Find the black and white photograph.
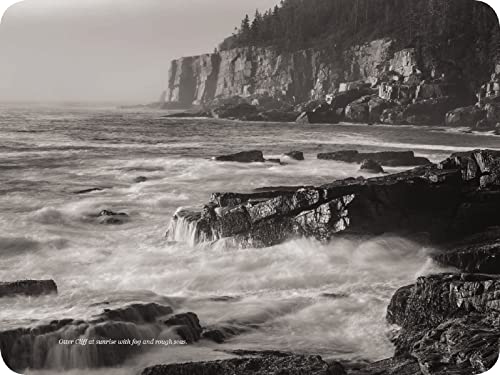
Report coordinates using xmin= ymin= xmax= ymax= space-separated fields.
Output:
xmin=0 ymin=0 xmax=500 ymax=374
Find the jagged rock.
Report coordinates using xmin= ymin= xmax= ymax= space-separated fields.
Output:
xmin=0 ymin=280 xmax=57 ymax=298
xmin=164 ymin=312 xmax=202 ymax=343
xmin=485 ymin=103 xmax=500 ymax=124
xmin=317 ymin=150 xmax=431 ymax=167
xmin=296 ymin=105 xmax=341 ymax=124
xmin=0 ymin=303 xmax=174 ymax=372
xmin=214 ymin=150 xmax=265 ymax=163
xmin=345 ymin=95 xmax=371 ymax=123
xmin=432 ymin=228 xmax=500 ymax=274
xmin=141 ymin=350 xmax=347 ymax=375
xmin=368 ymin=96 xmax=392 ymax=122
xmin=386 ymin=273 xmax=500 ymax=374
xmin=445 ymin=106 xmax=485 ymax=127
xmin=167 ymin=150 xmax=500 ymax=248
xmin=98 ymin=210 xmax=129 ymax=225
xmin=380 ymin=106 xmax=406 ymax=125
xmin=283 ymin=151 xmax=304 ymax=161
xmin=440 ymin=149 xmax=500 ymax=188
xmin=359 ymin=159 xmax=384 ymax=173
xmin=381 ymin=97 xmax=472 ymax=126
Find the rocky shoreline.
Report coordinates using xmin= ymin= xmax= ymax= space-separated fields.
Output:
xmin=156 ymin=33 xmax=500 ymax=134
xmin=2 ymin=149 xmax=500 ymax=374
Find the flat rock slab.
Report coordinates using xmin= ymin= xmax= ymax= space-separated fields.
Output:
xmin=0 ymin=280 xmax=57 ymax=298
xmin=214 ymin=150 xmax=265 ymax=163
xmin=317 ymin=150 xmax=431 ymax=166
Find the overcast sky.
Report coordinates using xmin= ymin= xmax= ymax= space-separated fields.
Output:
xmin=0 ymin=0 xmax=280 ymax=103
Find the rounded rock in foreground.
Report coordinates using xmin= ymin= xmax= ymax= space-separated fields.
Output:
xmin=360 ymin=159 xmax=384 ymax=173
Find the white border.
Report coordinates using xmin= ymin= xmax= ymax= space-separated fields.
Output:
xmin=0 ymin=0 xmax=499 ymax=374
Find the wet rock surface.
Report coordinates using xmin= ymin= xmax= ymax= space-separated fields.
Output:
xmin=359 ymin=159 xmax=385 ymax=173
xmin=167 ymin=149 xmax=500 ymax=249
xmin=0 ymin=280 xmax=57 ymax=298
xmin=0 ymin=302 xmax=177 ymax=371
xmin=317 ymin=150 xmax=431 ymax=167
xmin=97 ymin=210 xmax=130 ymax=225
xmin=214 ymin=150 xmax=265 ymax=163
xmin=141 ymin=350 xmax=347 ymax=375
xmin=385 ymin=273 xmax=500 ymax=375
xmin=283 ymin=151 xmax=305 ymax=161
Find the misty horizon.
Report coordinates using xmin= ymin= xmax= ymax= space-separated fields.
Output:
xmin=0 ymin=0 xmax=280 ymax=103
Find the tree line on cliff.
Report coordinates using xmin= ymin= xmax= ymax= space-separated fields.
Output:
xmin=220 ymin=0 xmax=499 ymax=63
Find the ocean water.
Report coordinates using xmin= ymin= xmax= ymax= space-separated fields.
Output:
xmin=1 ymin=103 xmax=499 ymax=374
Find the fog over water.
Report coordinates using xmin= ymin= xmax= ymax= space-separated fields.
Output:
xmin=0 ymin=0 xmax=279 ymax=103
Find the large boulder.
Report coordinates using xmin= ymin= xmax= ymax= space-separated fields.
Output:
xmin=345 ymin=95 xmax=371 ymax=123
xmin=214 ymin=150 xmax=265 ymax=163
xmin=368 ymin=96 xmax=392 ymax=122
xmin=445 ymin=106 xmax=485 ymax=127
xmin=164 ymin=312 xmax=202 ymax=343
xmin=359 ymin=159 xmax=384 ymax=173
xmin=296 ymin=88 xmax=374 ymax=124
xmin=141 ymin=351 xmax=347 ymax=375
xmin=386 ymin=273 xmax=500 ymax=374
xmin=0 ymin=280 xmax=57 ymax=298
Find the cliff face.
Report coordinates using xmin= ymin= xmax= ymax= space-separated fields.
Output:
xmin=166 ymin=38 xmax=399 ymax=107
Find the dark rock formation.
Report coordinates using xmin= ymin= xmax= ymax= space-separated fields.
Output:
xmin=164 ymin=312 xmax=202 ymax=343
xmin=386 ymin=273 xmax=500 ymax=374
xmin=283 ymin=151 xmax=305 ymax=161
xmin=0 ymin=280 xmax=57 ymax=298
xmin=73 ymin=187 xmax=106 ymax=195
xmin=134 ymin=176 xmax=148 ymax=183
xmin=359 ymin=159 xmax=384 ymax=173
xmin=432 ymin=227 xmax=500 ymax=274
xmin=0 ymin=303 xmax=174 ymax=372
xmin=214 ymin=150 xmax=265 ymax=163
xmin=162 ymin=110 xmax=211 ymax=118
xmin=317 ymin=150 xmax=431 ymax=167
xmin=98 ymin=210 xmax=129 ymax=225
xmin=141 ymin=350 xmax=347 ymax=375
xmin=297 ymin=88 xmax=374 ymax=124
xmin=445 ymin=106 xmax=485 ymax=127
xmin=381 ymin=97 xmax=469 ymax=126
xmin=167 ymin=150 xmax=500 ymax=248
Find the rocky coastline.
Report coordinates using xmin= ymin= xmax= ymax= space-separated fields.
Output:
xmin=2 ymin=149 xmax=499 ymax=374
xmin=155 ymin=35 xmax=500 ymax=134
